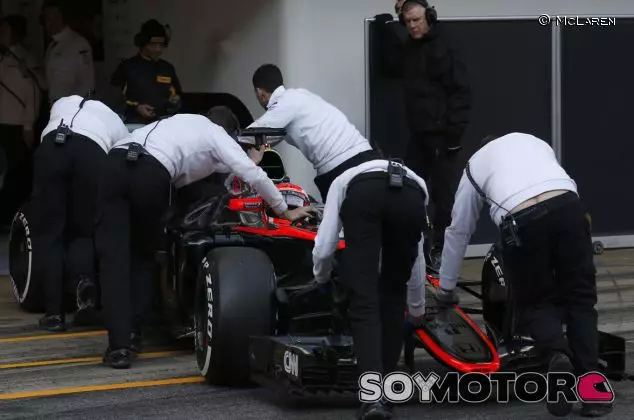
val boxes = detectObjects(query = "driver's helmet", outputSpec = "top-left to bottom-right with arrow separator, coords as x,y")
276,183 -> 311,209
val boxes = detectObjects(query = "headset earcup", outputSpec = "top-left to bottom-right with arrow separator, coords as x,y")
426,6 -> 438,25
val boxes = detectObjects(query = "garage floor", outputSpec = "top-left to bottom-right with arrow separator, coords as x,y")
1,239 -> 633,418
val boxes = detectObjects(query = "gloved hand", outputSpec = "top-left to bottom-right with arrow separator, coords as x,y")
405,311 -> 425,332
435,287 -> 459,307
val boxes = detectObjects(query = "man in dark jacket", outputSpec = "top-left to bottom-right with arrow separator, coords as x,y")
401,0 -> 471,270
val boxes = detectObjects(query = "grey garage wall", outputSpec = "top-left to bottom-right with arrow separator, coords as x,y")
367,19 -> 552,245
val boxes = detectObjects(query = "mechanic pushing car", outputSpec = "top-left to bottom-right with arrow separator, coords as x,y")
96,107 -> 315,369
30,94 -> 129,332
110,19 -> 182,124
312,158 -> 429,420
247,64 -> 380,201
436,132 -> 611,418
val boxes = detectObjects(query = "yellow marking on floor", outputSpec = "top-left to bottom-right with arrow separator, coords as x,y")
0,350 -> 186,369
0,377 -> 206,400
0,330 -> 106,344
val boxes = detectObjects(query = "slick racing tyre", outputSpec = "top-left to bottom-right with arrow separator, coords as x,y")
194,247 -> 276,386
9,207 -> 44,312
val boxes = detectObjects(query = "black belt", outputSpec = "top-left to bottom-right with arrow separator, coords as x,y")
347,171 -> 424,195
509,191 -> 579,227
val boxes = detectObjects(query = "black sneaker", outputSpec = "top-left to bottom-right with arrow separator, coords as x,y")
581,402 -> 613,417
547,352 -> 575,417
103,348 -> 133,369
38,314 -> 66,332
357,399 -> 394,420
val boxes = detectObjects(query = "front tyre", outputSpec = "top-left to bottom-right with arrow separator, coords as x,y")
194,247 -> 276,386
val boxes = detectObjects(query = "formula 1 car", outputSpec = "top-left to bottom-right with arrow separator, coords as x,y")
8,127 -> 628,391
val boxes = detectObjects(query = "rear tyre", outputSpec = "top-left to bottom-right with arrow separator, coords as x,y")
9,207 -> 44,312
194,247 -> 276,386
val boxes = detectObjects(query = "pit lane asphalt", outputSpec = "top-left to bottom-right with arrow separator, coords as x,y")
1,240 -> 634,419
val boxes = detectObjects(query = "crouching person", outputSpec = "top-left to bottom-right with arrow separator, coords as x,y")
33,94 -> 129,332
96,106 -> 314,369
312,158 -> 429,420
436,133 -> 611,417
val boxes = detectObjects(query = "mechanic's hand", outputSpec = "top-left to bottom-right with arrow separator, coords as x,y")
282,206 -> 317,222
248,145 -> 266,165
436,287 -> 459,307
405,312 -> 425,329
137,104 -> 156,119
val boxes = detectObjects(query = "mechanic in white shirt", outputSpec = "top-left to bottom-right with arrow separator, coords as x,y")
247,64 -> 379,202
41,1 -> 94,104
96,107 -> 314,369
312,158 -> 428,419
0,15 -> 44,229
436,132 -> 608,417
31,95 -> 129,334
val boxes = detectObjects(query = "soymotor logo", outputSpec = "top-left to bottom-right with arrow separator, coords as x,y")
359,371 -> 615,404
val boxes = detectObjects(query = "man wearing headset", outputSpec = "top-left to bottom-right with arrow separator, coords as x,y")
31,94 -> 129,332
96,107 -> 314,369
400,0 -> 471,272
436,133 -> 610,418
110,19 -> 182,124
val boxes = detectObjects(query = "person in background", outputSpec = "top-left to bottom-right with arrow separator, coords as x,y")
0,15 -> 44,231
110,19 -> 182,124
41,0 -> 94,105
400,0 -> 471,271
248,64 -> 379,202
436,133 -> 611,418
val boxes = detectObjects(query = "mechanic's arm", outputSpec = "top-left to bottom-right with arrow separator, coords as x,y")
246,97 -> 295,130
211,132 -> 288,216
312,180 -> 345,283
439,172 -> 483,291
439,39 -> 471,152
406,236 -> 427,317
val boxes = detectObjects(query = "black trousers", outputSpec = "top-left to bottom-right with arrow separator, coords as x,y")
339,172 -> 427,376
29,132 -> 106,316
313,149 -> 380,202
95,149 -> 172,350
0,124 -> 32,226
501,192 -> 598,375
405,133 -> 462,248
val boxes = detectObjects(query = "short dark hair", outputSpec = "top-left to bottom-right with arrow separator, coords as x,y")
0,15 -> 27,42
206,106 -> 239,135
252,64 -> 284,93
42,0 -> 67,14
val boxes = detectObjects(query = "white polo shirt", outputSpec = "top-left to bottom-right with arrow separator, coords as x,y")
42,95 -> 129,153
312,159 -> 430,317
112,114 -> 288,216
247,86 -> 373,175
45,26 -> 94,104
439,132 -> 579,291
